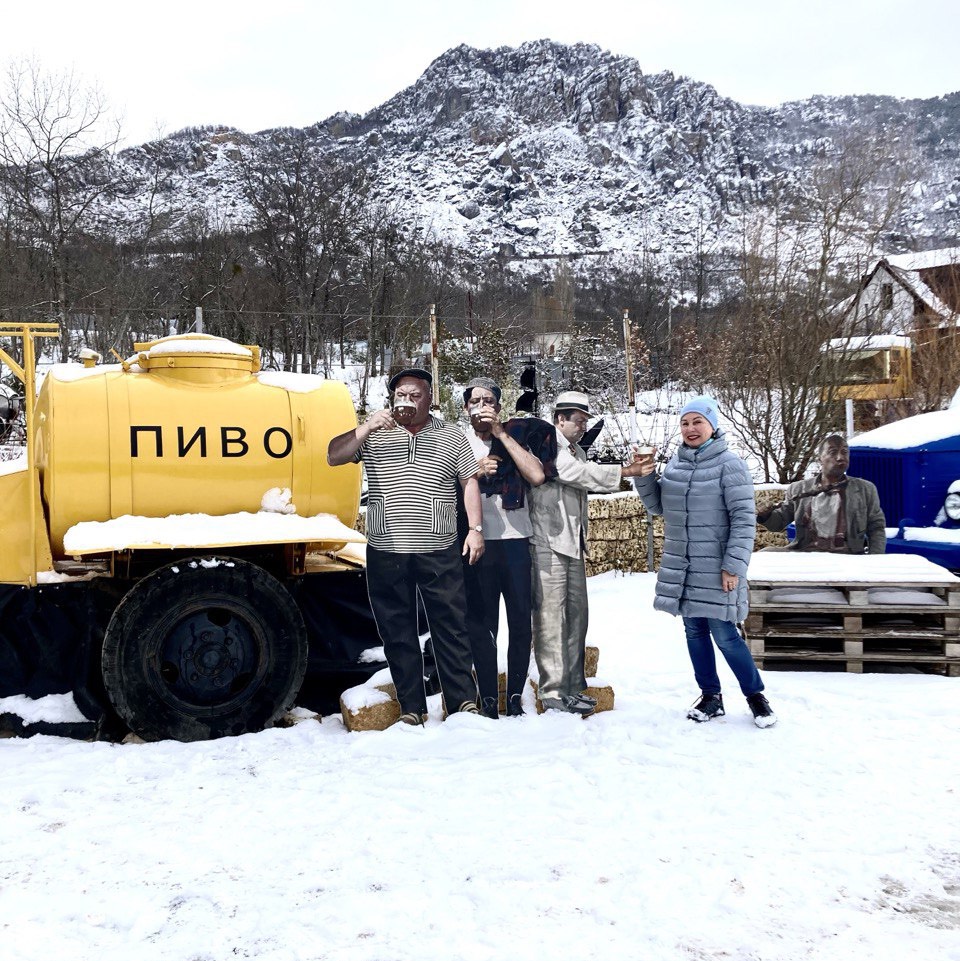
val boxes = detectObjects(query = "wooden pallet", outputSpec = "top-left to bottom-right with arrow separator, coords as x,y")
746,552 -> 960,676
752,646 -> 960,676
745,608 -> 960,637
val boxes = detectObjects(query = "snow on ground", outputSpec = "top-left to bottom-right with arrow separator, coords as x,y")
2,572 -> 959,961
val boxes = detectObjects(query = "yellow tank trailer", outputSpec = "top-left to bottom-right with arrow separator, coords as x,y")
0,325 -> 375,742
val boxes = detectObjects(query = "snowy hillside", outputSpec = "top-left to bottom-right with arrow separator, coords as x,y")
103,40 -> 960,274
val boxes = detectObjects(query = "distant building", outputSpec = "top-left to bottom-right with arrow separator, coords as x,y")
839,248 -> 960,411
841,247 -> 960,336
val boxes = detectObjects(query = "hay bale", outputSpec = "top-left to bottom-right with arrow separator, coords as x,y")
583,679 -> 615,713
340,670 -> 401,731
584,490 -> 790,573
530,677 -> 614,715
584,645 -> 599,678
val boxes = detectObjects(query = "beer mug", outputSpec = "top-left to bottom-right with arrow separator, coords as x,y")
392,401 -> 417,426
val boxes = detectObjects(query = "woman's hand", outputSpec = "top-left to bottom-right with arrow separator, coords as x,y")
721,570 -> 738,592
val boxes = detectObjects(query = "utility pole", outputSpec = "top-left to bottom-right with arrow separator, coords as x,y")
624,306 -> 657,573
623,308 -> 638,445
429,303 -> 440,412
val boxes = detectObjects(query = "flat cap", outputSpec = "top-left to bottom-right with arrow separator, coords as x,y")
388,367 -> 433,391
462,376 -> 502,405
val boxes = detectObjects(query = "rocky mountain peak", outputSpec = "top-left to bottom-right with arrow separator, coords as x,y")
106,40 -> 960,280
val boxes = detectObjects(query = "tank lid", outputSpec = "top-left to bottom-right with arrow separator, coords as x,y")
134,334 -> 261,376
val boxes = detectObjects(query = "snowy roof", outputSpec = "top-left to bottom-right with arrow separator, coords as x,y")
885,264 -> 956,319
824,335 -> 910,351
848,408 -> 960,450
884,247 -> 960,272
0,454 -> 26,476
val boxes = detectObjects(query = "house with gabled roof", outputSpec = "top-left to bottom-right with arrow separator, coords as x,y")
837,247 -> 960,410
842,247 -> 960,336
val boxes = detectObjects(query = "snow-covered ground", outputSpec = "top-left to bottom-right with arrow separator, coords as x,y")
2,572 -> 958,961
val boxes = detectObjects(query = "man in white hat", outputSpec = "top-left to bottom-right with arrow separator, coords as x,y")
528,391 -> 646,714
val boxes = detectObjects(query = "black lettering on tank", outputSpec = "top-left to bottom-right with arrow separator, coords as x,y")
221,426 -> 249,457
130,425 -> 163,457
178,426 -> 208,457
263,426 -> 293,459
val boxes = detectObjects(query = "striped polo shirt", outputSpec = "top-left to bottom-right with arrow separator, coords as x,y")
355,416 -> 478,552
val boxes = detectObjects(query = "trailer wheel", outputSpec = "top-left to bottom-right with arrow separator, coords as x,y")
102,557 -> 307,742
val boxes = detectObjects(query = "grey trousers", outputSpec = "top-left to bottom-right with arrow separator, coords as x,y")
531,543 -> 588,701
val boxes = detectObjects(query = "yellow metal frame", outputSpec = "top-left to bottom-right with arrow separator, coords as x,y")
0,322 -> 60,585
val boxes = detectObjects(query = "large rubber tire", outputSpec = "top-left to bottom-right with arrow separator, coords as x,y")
102,557 -> 307,742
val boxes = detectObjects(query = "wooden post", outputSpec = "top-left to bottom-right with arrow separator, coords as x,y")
624,307 -> 655,571
429,303 -> 440,411
623,309 -> 638,446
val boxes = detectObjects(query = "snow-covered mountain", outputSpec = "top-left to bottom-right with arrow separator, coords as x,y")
110,40 -> 960,272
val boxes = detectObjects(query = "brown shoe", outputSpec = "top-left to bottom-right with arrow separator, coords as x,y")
397,711 -> 428,727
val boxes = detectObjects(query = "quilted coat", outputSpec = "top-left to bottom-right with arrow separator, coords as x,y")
634,431 -> 755,623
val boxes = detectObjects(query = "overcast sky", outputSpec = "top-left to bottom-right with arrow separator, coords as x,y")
2,0 -> 957,147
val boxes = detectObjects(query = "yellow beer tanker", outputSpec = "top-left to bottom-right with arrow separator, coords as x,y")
0,323 -> 370,741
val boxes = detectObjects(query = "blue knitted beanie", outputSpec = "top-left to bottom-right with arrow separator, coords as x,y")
679,395 -> 719,430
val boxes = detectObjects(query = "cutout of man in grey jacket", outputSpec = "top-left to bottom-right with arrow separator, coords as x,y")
758,434 -> 886,554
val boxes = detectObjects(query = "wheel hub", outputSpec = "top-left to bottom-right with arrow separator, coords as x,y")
158,607 -> 260,707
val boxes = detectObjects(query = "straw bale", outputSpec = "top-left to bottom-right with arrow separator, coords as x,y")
584,645 -> 599,678
530,677 -> 614,715
340,682 -> 401,732
583,682 -> 615,713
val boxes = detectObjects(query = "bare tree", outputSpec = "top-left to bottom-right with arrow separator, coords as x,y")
0,59 -> 121,359
239,130 -> 368,371
706,134 -> 913,482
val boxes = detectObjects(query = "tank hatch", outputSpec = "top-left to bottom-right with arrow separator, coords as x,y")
133,334 -> 262,383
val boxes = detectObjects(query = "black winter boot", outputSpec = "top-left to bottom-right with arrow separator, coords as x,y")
746,693 -> 777,728
506,694 -> 525,717
687,692 -> 725,722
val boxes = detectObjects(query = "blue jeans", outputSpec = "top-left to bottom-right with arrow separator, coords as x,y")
682,617 -> 763,697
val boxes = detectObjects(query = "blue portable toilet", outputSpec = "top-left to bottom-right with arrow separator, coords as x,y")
848,408 -> 960,568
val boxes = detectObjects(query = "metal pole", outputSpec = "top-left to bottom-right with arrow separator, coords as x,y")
845,398 -> 855,437
195,306 -> 203,334
23,328 -> 38,583
429,304 -> 440,411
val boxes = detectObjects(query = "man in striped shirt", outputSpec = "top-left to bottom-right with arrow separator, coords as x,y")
327,368 -> 484,724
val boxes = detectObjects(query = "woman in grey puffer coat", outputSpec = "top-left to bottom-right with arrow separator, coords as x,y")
634,396 -> 776,728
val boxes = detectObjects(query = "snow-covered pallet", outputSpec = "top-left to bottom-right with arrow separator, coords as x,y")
745,553 -> 960,676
